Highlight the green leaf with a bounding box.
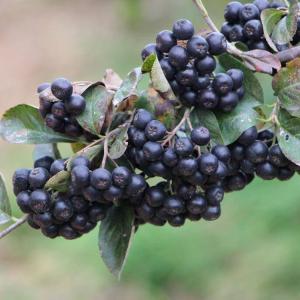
[218,54,264,103]
[45,170,70,193]
[99,206,135,279]
[215,97,259,145]
[261,8,286,52]
[0,105,80,144]
[0,173,11,225]
[76,84,114,136]
[190,109,224,145]
[277,108,300,165]
[141,53,156,73]
[70,142,86,153]
[272,58,300,117]
[150,57,176,100]
[109,126,129,160]
[33,144,61,161]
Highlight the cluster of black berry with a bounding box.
[13,155,149,239]
[220,0,297,51]
[38,78,95,141]
[141,19,245,112]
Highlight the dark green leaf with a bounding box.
[277,108,300,165]
[215,97,259,145]
[0,105,80,144]
[0,173,11,225]
[99,206,135,279]
[272,58,300,117]
[33,144,61,161]
[141,53,156,73]
[261,8,285,52]
[218,54,264,103]
[190,109,224,145]
[45,171,70,193]
[76,84,113,136]
[109,127,129,160]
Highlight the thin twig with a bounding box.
[0,215,28,240]
[101,135,109,168]
[162,108,192,146]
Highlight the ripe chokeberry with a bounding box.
[195,55,216,75]
[29,167,50,189]
[51,78,73,101]
[206,32,227,55]
[53,199,74,222]
[224,1,244,23]
[245,141,268,163]
[164,196,185,216]
[212,73,234,96]
[172,19,194,40]
[187,36,209,58]
[13,168,30,196]
[30,189,51,214]
[156,30,177,53]
[174,137,194,157]
[90,168,112,190]
[143,141,163,161]
[145,120,167,141]
[71,165,90,188]
[191,126,211,146]
[168,45,189,69]
[238,126,258,146]
[112,166,131,188]
[187,195,207,215]
[199,153,219,175]
[65,94,86,116]
[239,3,260,23]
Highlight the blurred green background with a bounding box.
[1,0,300,299]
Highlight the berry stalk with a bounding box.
[0,215,28,239]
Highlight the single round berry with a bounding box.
[206,32,227,55]
[34,156,54,171]
[224,1,244,23]
[218,91,239,112]
[156,30,177,53]
[193,75,210,91]
[256,162,278,180]
[269,1,287,9]
[30,189,51,214]
[150,216,166,226]
[145,120,167,141]
[187,35,209,58]
[33,212,53,228]
[174,137,194,157]
[228,24,245,42]
[197,89,219,109]
[27,214,40,229]
[175,67,197,87]
[145,186,165,208]
[59,225,80,240]
[12,168,30,196]
[212,161,229,180]
[212,145,231,163]
[199,153,219,175]
[258,129,274,144]
[240,159,256,174]
[163,148,178,167]
[143,141,163,162]
[243,20,263,41]
[164,196,185,216]
[191,126,211,146]
[221,22,233,39]
[160,58,176,80]
[195,55,216,75]
[206,186,224,206]
[131,129,147,148]
[70,155,90,169]
[181,91,197,107]
[71,165,90,188]
[16,191,32,213]
[168,45,189,70]
[230,143,245,161]
[82,185,104,203]
[28,167,50,189]
[172,19,194,40]
[126,174,147,197]
[70,213,88,231]
[45,114,64,131]
[103,185,123,204]
[187,194,207,215]
[202,206,221,221]
[53,199,74,222]
[212,73,234,96]
[65,94,86,116]
[51,78,73,101]
[51,101,67,119]
[112,167,131,188]
[226,69,244,90]
[253,0,269,11]
[141,43,161,61]
[277,168,295,181]
[238,126,258,146]
[136,203,155,221]
[90,168,112,190]
[42,224,59,239]
[245,141,268,163]
[239,3,260,23]
[177,158,198,176]
[148,161,170,178]
[168,215,186,227]
[269,144,288,167]
[37,82,50,93]
[186,171,207,186]
[227,173,247,191]
[50,159,66,175]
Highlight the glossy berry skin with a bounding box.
[181,91,197,107]
[212,73,234,96]
[53,199,74,222]
[168,215,186,227]
[103,185,123,204]
[253,0,269,11]
[160,58,176,80]
[70,214,88,231]
[136,203,155,221]
[133,109,153,130]
[156,30,177,53]
[145,186,165,207]
[143,141,163,162]
[258,129,274,144]
[177,158,198,176]
[112,167,131,188]
[65,94,86,116]
[39,97,52,118]
[230,144,245,161]
[148,162,169,178]
[141,43,161,61]
[71,196,89,213]
[37,82,50,93]
[193,75,210,91]
[90,168,112,190]
[145,120,167,141]
[277,168,295,181]
[269,144,288,167]
[27,214,40,229]
[187,36,209,58]
[246,141,268,163]
[238,126,258,146]
[13,168,30,196]
[218,91,239,112]
[224,1,244,23]
[197,89,219,109]
[59,225,79,240]
[131,129,147,148]
[256,162,278,180]
[243,20,263,41]
[164,196,185,216]
[195,55,216,75]
[174,137,194,157]
[125,174,147,197]
[51,78,73,101]
[70,156,90,169]
[212,145,231,163]
[229,24,245,42]
[172,19,194,40]
[29,167,50,189]
[239,3,260,23]
[71,166,90,188]
[227,173,247,191]
[30,190,51,214]
[221,22,233,39]
[227,69,244,90]
[206,32,227,55]
[191,126,211,146]
[175,67,197,87]
[42,225,59,239]
[199,153,219,175]
[51,101,66,119]
[187,195,207,215]
[16,191,32,213]
[241,159,256,174]
[202,206,221,221]
[163,148,179,167]
[50,159,66,175]
[168,46,189,69]
[45,114,64,131]
[34,156,54,171]
[206,186,224,206]
[33,212,53,228]
[247,40,269,51]
[82,186,104,203]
